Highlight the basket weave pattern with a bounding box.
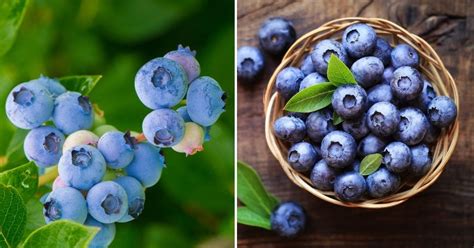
[263,17,460,208]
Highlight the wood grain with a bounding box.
[237,0,474,247]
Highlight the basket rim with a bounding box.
[263,17,460,209]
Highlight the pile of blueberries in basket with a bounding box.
[5,45,225,247]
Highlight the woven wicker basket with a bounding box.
[263,17,460,208]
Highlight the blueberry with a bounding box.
[125,142,165,188]
[321,131,357,168]
[176,106,192,122]
[383,141,411,173]
[84,215,116,248]
[258,17,296,56]
[172,122,205,156]
[390,66,423,101]
[357,133,387,157]
[288,142,319,172]
[415,79,437,112]
[52,176,68,191]
[24,126,65,167]
[58,145,106,190]
[427,96,457,128]
[366,102,400,137]
[34,76,66,98]
[409,144,432,177]
[342,114,369,140]
[276,67,304,99]
[286,111,308,121]
[394,107,429,145]
[299,72,327,91]
[98,131,136,169]
[310,159,338,190]
[164,44,200,82]
[331,84,368,120]
[342,23,377,59]
[143,109,185,147]
[391,44,419,68]
[114,176,146,222]
[62,130,99,153]
[334,172,367,202]
[311,39,349,75]
[382,66,394,85]
[366,167,400,198]
[43,187,87,224]
[87,181,128,224]
[299,55,316,76]
[273,116,306,143]
[270,201,306,238]
[237,46,265,83]
[348,160,361,172]
[305,109,336,143]
[52,91,94,135]
[187,76,226,127]
[5,82,54,129]
[351,56,384,88]
[422,122,440,144]
[135,57,188,109]
[367,84,395,106]
[372,38,392,66]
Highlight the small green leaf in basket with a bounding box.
[284,82,336,113]
[359,153,383,176]
[237,207,271,230]
[333,111,343,125]
[327,54,356,86]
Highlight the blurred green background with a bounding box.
[0,0,234,247]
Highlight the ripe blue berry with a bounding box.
[394,107,429,145]
[52,91,94,135]
[366,102,400,137]
[415,79,437,112]
[409,144,432,177]
[6,82,54,129]
[390,66,423,101]
[334,172,367,202]
[331,84,368,120]
[427,96,457,128]
[125,142,165,188]
[367,84,395,107]
[357,133,387,157]
[366,167,400,198]
[310,159,338,191]
[135,57,188,109]
[273,116,306,143]
[43,187,87,224]
[164,45,200,82]
[299,55,316,76]
[391,44,419,68]
[342,23,377,59]
[237,46,265,83]
[276,67,304,99]
[114,176,146,222]
[187,76,226,127]
[351,56,384,88]
[372,38,392,66]
[287,142,319,172]
[423,122,440,144]
[24,126,65,167]
[342,113,369,140]
[58,145,106,190]
[176,106,192,122]
[310,39,349,75]
[87,181,128,224]
[299,72,327,91]
[321,131,357,169]
[34,76,66,98]
[84,216,116,248]
[305,109,335,143]
[382,66,394,85]
[142,109,185,147]
[383,141,411,173]
[270,202,306,238]
[258,17,296,56]
[98,131,136,169]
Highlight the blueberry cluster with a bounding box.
[135,45,226,154]
[273,23,458,202]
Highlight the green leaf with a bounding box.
[0,0,29,56]
[0,129,29,171]
[333,112,343,125]
[327,54,356,86]
[237,161,278,217]
[284,82,336,113]
[0,162,38,201]
[22,198,45,240]
[58,75,102,96]
[237,207,271,230]
[359,153,383,176]
[0,185,27,248]
[22,220,99,248]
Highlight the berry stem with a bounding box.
[39,166,58,186]
[135,133,146,143]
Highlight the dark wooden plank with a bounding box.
[237,0,474,247]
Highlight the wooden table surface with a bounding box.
[237,0,474,247]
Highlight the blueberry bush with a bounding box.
[0,0,234,247]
